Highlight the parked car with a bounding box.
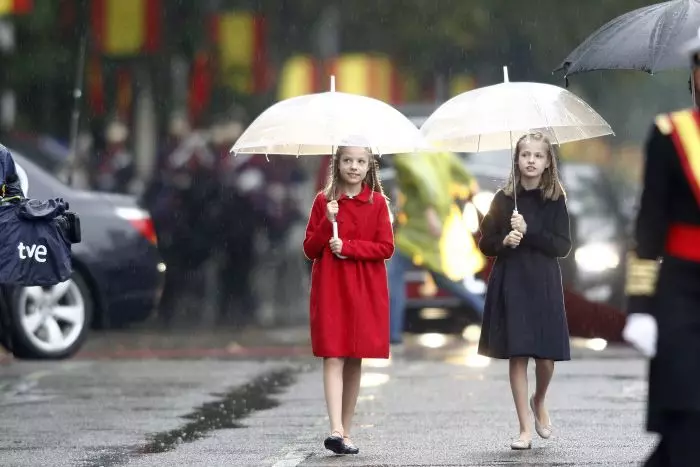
[0,152,165,359]
[458,151,630,306]
[559,162,630,308]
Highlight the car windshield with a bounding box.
[10,150,69,199]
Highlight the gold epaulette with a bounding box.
[625,251,660,296]
[654,113,672,135]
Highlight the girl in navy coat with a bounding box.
[478,132,572,450]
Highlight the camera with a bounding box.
[57,211,81,244]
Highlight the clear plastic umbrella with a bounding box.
[231,77,427,157]
[421,67,614,210]
[420,67,614,154]
[231,76,428,242]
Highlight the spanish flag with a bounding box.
[91,0,161,56]
[209,11,268,94]
[277,55,318,101]
[0,0,31,15]
[188,51,214,125]
[87,54,106,116]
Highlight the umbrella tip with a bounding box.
[503,66,509,83]
[330,75,335,92]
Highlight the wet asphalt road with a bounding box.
[0,333,656,466]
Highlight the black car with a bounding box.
[559,162,630,308]
[0,152,165,359]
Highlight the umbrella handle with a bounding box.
[332,220,347,259]
[511,208,519,249]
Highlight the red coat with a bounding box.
[303,184,395,358]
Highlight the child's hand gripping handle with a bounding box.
[327,200,346,259]
[332,220,347,259]
[508,208,521,249]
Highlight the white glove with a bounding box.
[622,313,658,358]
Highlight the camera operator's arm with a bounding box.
[1,147,24,199]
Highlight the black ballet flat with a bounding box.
[324,432,345,454]
[342,436,359,455]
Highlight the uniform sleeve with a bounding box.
[625,121,670,315]
[478,191,510,257]
[341,197,395,261]
[519,196,572,258]
[634,124,672,259]
[303,193,333,260]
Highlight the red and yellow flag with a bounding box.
[276,53,408,103]
[91,0,161,56]
[0,0,32,16]
[209,11,268,94]
[115,67,133,120]
[277,55,318,101]
[87,54,105,116]
[188,51,214,125]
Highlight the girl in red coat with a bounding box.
[303,145,394,455]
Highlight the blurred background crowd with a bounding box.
[0,0,692,340]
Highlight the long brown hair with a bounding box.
[503,132,565,201]
[322,146,386,203]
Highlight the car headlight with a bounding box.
[574,242,620,273]
[472,191,495,215]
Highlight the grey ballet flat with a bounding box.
[530,395,552,439]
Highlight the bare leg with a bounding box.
[341,358,363,441]
[509,357,532,440]
[533,359,554,425]
[323,358,345,435]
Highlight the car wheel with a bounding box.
[9,273,93,359]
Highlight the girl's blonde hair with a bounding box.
[322,146,386,203]
[503,132,565,201]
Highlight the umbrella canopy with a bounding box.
[556,0,700,76]
[231,78,427,156]
[420,68,614,153]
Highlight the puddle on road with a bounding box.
[141,367,297,454]
[80,366,301,466]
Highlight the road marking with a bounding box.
[270,449,313,467]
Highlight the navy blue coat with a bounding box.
[477,188,572,361]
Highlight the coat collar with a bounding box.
[339,183,372,202]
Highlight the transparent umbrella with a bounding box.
[421,67,614,209]
[421,67,614,154]
[231,76,428,241]
[231,77,427,157]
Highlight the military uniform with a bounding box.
[626,109,700,466]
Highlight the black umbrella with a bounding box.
[555,0,700,77]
